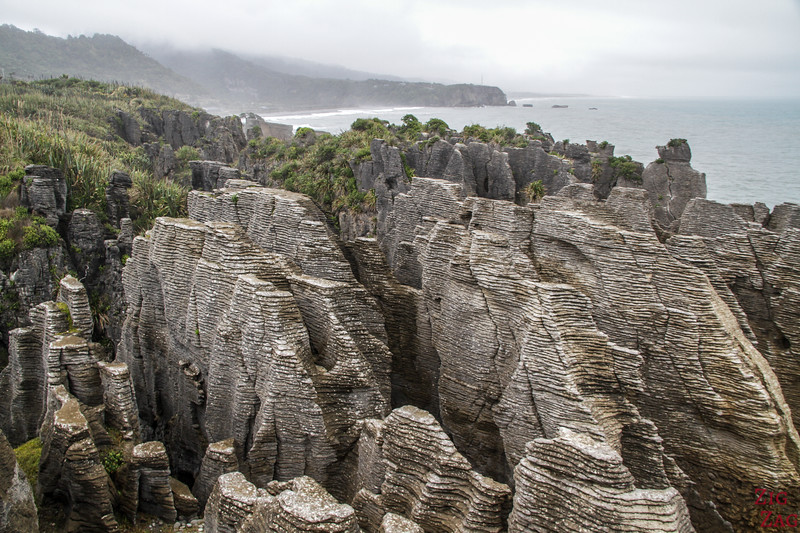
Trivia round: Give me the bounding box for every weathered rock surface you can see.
[97,361,140,441]
[242,113,293,142]
[206,472,360,533]
[38,392,118,532]
[105,170,132,226]
[7,244,69,320]
[119,185,391,499]
[0,429,39,533]
[673,198,800,436]
[364,177,800,531]
[0,275,92,445]
[20,165,68,227]
[508,430,694,532]
[190,161,242,191]
[131,441,177,522]
[193,438,240,507]
[352,406,511,532]
[641,141,707,228]
[531,192,800,529]
[170,476,199,519]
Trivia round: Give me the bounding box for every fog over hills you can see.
[0,24,508,112]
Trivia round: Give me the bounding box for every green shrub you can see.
[608,155,642,182]
[398,114,422,140]
[0,169,24,200]
[101,449,125,475]
[22,221,59,249]
[525,122,542,135]
[667,138,687,147]
[463,124,491,142]
[14,437,42,490]
[424,118,449,137]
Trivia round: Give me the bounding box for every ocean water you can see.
[260,97,800,208]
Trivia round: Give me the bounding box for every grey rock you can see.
[641,141,707,227]
[132,441,177,522]
[38,394,118,532]
[119,188,391,498]
[204,472,258,533]
[170,477,199,519]
[380,513,423,533]
[97,361,140,442]
[508,430,694,532]
[768,202,800,233]
[0,275,95,445]
[155,144,178,180]
[113,110,141,146]
[674,198,800,440]
[238,476,360,532]
[19,165,67,226]
[8,245,69,317]
[352,406,511,532]
[532,193,800,529]
[67,208,106,280]
[0,429,39,533]
[193,439,239,508]
[105,170,133,226]
[190,161,241,191]
[242,113,293,142]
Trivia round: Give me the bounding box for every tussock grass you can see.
[0,78,190,231]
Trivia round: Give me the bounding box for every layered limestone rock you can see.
[352,405,511,532]
[97,361,140,441]
[19,164,68,227]
[0,429,39,533]
[0,275,91,446]
[368,177,800,530]
[170,477,200,519]
[205,472,258,533]
[193,438,240,507]
[131,441,177,522]
[531,192,800,529]
[206,472,360,533]
[508,430,694,532]
[120,186,391,498]
[672,198,800,434]
[641,141,707,229]
[38,393,118,532]
[105,170,132,226]
[190,160,242,191]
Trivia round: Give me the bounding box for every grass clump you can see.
[14,437,42,490]
[0,207,61,267]
[523,180,545,203]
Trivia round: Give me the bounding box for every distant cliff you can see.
[148,48,509,110]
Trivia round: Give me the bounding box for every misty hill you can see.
[0,25,507,111]
[239,51,408,82]
[149,47,508,111]
[0,24,204,97]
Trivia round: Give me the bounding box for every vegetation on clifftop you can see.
[0,78,191,231]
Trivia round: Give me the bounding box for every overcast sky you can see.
[3,0,800,98]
